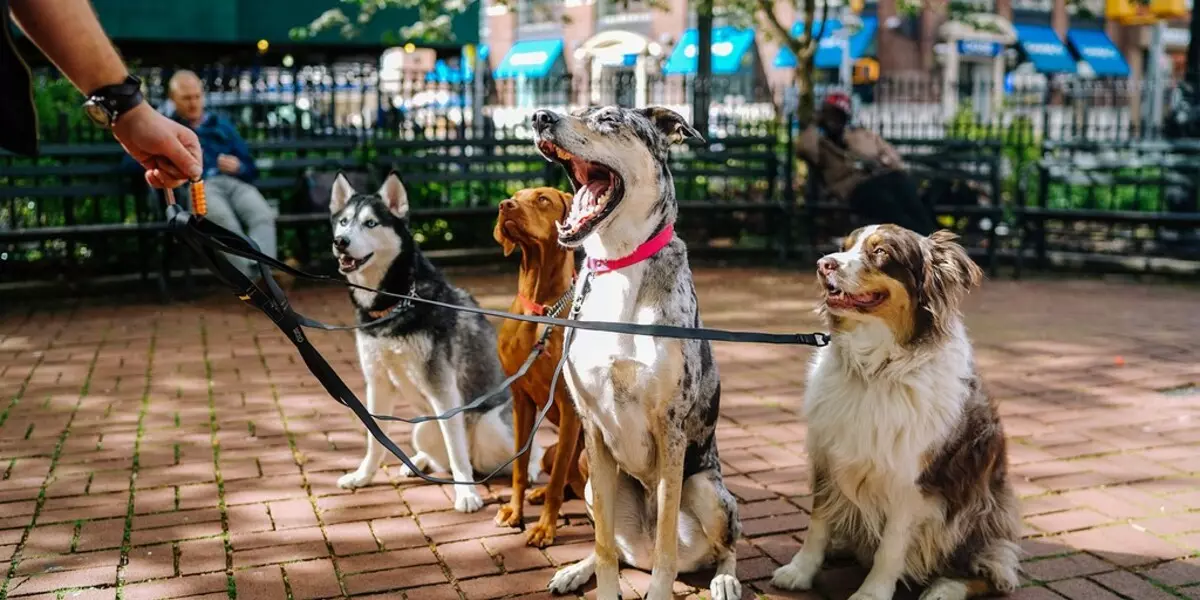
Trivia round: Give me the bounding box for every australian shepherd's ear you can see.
[919,230,984,340]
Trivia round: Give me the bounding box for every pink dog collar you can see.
[586,223,675,275]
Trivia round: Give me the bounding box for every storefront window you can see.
[599,0,650,18]
[1011,0,1052,11]
[519,0,558,25]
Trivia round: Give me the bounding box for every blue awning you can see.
[425,59,470,84]
[1014,24,1076,74]
[1067,29,1129,77]
[662,26,756,76]
[494,39,564,79]
[774,16,877,69]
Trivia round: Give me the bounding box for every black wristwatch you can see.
[82,75,145,127]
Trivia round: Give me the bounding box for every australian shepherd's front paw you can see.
[548,555,596,595]
[772,557,821,591]
[849,589,894,600]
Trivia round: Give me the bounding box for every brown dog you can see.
[492,187,587,547]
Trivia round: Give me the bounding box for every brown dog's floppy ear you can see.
[637,106,705,145]
[919,229,983,333]
[493,216,516,257]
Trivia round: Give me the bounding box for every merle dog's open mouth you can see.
[537,139,624,244]
[824,282,888,311]
[336,252,372,274]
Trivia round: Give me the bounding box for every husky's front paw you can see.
[772,555,821,591]
[337,468,375,489]
[398,452,432,478]
[454,487,485,513]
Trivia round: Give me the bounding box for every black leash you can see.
[188,225,831,347]
[165,202,830,486]
[168,205,576,485]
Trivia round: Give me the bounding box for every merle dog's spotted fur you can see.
[532,106,742,600]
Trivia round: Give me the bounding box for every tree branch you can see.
[756,0,799,53]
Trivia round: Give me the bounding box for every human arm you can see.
[217,119,259,184]
[873,131,904,170]
[796,125,821,166]
[9,0,201,187]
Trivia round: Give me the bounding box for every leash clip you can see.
[814,332,832,347]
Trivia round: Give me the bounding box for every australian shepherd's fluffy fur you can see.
[773,224,1021,600]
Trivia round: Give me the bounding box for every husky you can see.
[328,172,542,513]
[531,107,742,600]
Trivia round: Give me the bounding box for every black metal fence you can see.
[4,64,1200,298]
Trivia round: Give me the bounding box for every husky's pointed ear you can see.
[637,106,705,145]
[330,171,355,214]
[378,172,410,220]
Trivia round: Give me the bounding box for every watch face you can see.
[83,100,112,127]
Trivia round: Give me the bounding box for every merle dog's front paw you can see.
[710,574,742,600]
[337,468,374,489]
[454,487,485,513]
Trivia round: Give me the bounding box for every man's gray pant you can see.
[178,174,277,278]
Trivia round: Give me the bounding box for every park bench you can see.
[1015,143,1200,277]
[670,135,788,258]
[800,137,1005,275]
[0,144,173,297]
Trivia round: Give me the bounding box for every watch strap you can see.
[86,75,144,125]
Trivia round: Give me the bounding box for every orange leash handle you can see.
[191,179,207,217]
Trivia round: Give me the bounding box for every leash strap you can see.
[168,205,570,486]
[178,221,832,347]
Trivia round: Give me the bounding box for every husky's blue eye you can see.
[339,218,348,226]
[364,219,378,228]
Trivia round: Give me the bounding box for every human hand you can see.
[217,154,242,175]
[111,103,203,188]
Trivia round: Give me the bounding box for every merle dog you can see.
[531,107,742,600]
[329,172,541,513]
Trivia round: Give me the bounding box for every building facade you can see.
[483,0,1193,110]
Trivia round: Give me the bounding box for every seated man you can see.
[798,92,936,235]
[145,70,289,284]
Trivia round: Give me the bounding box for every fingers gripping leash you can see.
[164,184,830,487]
[163,178,207,217]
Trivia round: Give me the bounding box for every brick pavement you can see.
[0,267,1198,600]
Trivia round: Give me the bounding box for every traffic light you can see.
[1150,0,1188,19]
[1105,0,1157,24]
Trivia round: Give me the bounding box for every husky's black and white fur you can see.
[329,172,541,513]
[532,107,741,600]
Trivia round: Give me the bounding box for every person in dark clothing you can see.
[1,0,201,188]
[798,92,937,235]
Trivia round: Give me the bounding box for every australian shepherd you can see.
[773,224,1021,600]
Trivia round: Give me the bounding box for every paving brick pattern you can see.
[1,268,1198,600]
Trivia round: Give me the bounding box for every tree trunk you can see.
[1188,1,1200,94]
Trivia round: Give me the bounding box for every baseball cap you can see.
[823,92,852,115]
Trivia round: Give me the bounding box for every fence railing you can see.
[8,63,1200,297]
[29,62,1189,145]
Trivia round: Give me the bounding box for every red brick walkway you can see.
[1,268,1197,600]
